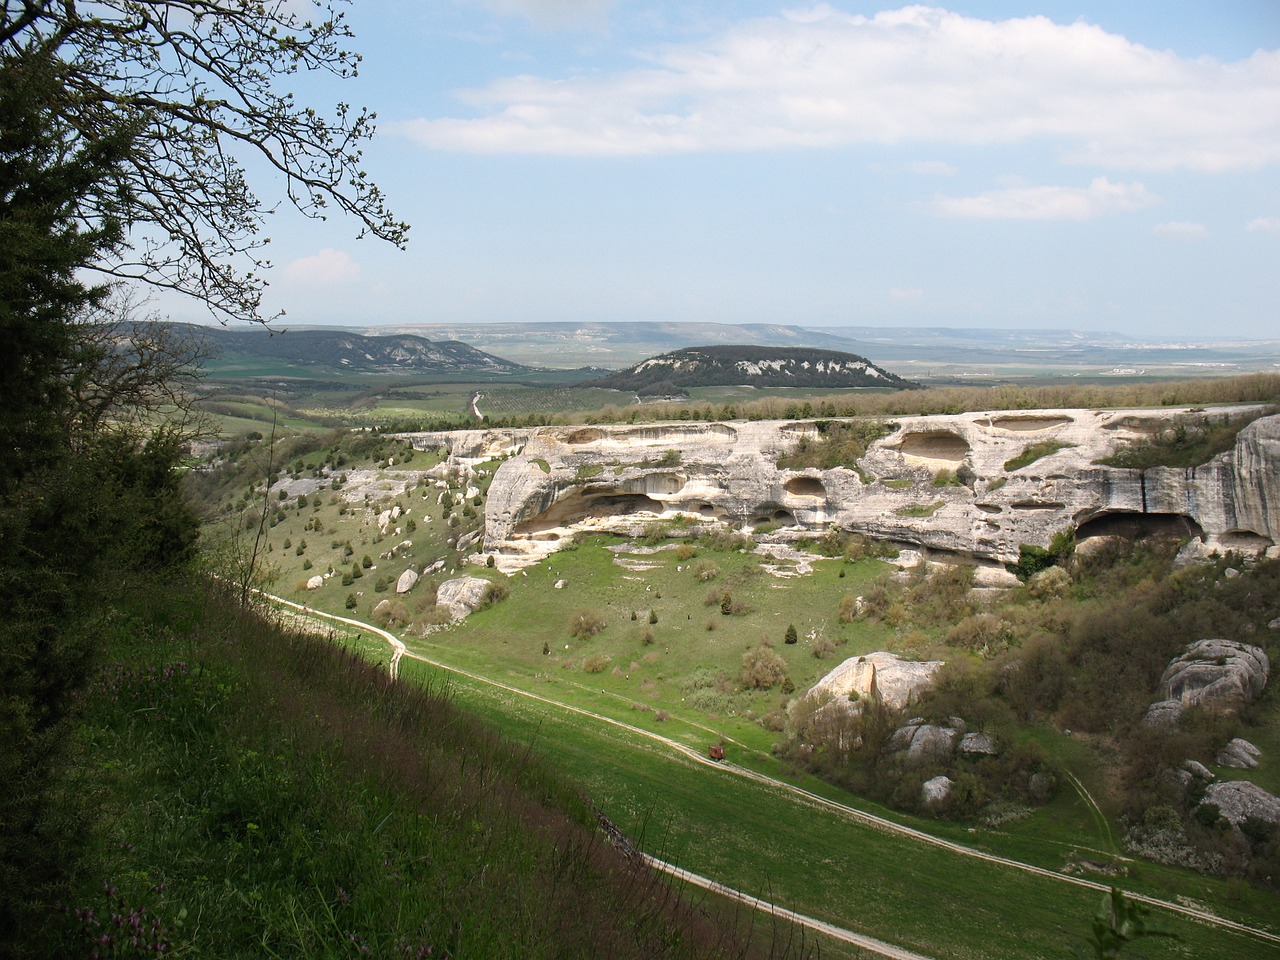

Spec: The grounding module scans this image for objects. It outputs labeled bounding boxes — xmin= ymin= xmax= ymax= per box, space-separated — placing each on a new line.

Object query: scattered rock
xmin=1223 ymin=567 xmax=1240 ymax=579
xmin=1156 ymin=639 xmax=1269 ymax=716
xmin=804 ymin=651 xmax=944 ymax=711
xmin=1268 ymin=617 xmax=1280 ymax=631
xmin=1217 ymin=738 xmax=1262 ymax=769
xmin=959 ymin=732 xmax=999 ymax=756
xmin=554 ymin=579 xmax=568 ymax=589
xmin=306 ymin=575 xmax=325 ymax=590
xmin=436 ymin=576 xmax=494 ymax=620
xmin=1201 ymin=781 xmax=1280 ymax=829
xmin=921 ymin=775 xmax=953 ymax=810
xmin=886 ymin=721 xmax=958 ymax=766
xmin=395 ymin=568 xmax=420 ymax=595
xmin=372 ymin=599 xmax=392 ymax=620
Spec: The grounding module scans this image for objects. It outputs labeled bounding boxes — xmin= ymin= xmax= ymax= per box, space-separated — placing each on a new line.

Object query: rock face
xmin=1202 ymin=781 xmax=1280 ymax=829
xmin=805 ymin=652 xmax=944 ymax=711
xmin=1156 ymin=639 xmax=1269 ymax=716
xmin=435 ymin=576 xmax=493 ymax=620
xmin=441 ymin=407 xmax=1279 ymax=566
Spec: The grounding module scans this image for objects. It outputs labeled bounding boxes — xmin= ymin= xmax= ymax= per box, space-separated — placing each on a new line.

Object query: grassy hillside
xmin=39 ymin=575 xmax=799 ymax=959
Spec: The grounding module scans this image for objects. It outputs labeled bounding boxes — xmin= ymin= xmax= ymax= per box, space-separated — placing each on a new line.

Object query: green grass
xmin=383 ymin=652 xmax=1280 ymax=960
xmin=1097 ymin=413 xmax=1268 ymax=469
xmin=895 ymin=501 xmax=944 ymax=517
xmin=1004 ymin=440 xmax=1071 ymax=471
xmin=56 ymin=578 xmax=796 ymax=960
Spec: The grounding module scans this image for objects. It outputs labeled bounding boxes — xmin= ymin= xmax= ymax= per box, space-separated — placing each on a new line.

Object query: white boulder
xmin=1201 ymin=781 xmax=1280 ymax=829
xmin=1217 ymin=738 xmax=1262 ymax=769
xmin=395 ymin=568 xmax=420 ymax=595
xmin=1156 ymin=639 xmax=1269 ymax=716
xmin=921 ymin=775 xmax=954 ymax=810
xmin=805 ymin=652 xmax=944 ymax=711
xmin=436 ymin=576 xmax=494 ymax=620
xmin=306 ymin=575 xmax=325 ymax=590
xmin=886 ymin=721 xmax=958 ymax=766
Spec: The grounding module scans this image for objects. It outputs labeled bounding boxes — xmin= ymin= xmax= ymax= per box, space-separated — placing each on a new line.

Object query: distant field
xmin=477 ymin=386 xmax=632 ymax=418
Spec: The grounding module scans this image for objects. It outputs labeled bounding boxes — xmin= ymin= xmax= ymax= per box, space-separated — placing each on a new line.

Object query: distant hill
xmin=585 ymin=345 xmax=913 ymax=395
xmin=187 ymin=324 xmax=528 ymax=376
xmin=371 ymin=321 xmax=869 ymax=368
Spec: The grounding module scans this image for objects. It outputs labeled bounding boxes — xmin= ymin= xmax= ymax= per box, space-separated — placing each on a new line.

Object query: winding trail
xmin=266 ymin=593 xmax=1280 ymax=956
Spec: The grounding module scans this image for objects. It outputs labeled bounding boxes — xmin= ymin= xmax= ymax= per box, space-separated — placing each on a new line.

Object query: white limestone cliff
xmin=430 ymin=406 xmax=1278 ymax=566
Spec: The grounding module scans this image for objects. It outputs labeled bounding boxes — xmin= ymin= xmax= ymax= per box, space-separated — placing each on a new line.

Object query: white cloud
xmin=932 ymin=177 xmax=1157 ymax=220
xmin=396 ymin=5 xmax=1280 ymax=169
xmin=283 ymin=249 xmax=362 ymax=286
xmin=1152 ymin=221 xmax=1208 ymax=239
xmin=1246 ymin=216 xmax=1280 ymax=235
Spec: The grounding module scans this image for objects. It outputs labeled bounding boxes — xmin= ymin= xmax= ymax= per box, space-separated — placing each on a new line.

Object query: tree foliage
xmin=1 ymin=0 xmax=407 ymax=322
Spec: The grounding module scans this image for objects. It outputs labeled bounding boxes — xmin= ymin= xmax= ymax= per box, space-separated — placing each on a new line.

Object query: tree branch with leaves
xmin=1 ymin=0 xmax=408 ymax=323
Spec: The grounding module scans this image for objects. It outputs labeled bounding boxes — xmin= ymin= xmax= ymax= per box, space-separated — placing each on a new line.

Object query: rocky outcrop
xmin=960 ymin=732 xmax=999 ymax=757
xmin=1218 ymin=738 xmax=1262 ymax=769
xmin=1201 ymin=781 xmax=1280 ymax=829
xmin=1156 ymin=639 xmax=1269 ymax=716
xmin=452 ymin=407 xmax=1278 ymax=565
xmin=804 ymin=652 xmax=944 ymax=711
xmin=436 ymin=576 xmax=494 ymax=620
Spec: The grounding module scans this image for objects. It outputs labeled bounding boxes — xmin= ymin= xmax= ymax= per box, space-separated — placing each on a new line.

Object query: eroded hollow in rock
xmin=985 ymin=415 xmax=1073 ymax=432
xmin=898 ymin=431 xmax=971 ymax=462
xmin=785 ymin=476 xmax=827 ymax=498
xmin=1215 ymin=529 xmax=1275 ymax=551
xmin=1011 ymin=500 xmax=1067 ymax=511
xmin=515 ymin=490 xmax=665 ymax=535
xmin=624 ymin=472 xmax=683 ymax=496
xmin=565 ymin=428 xmax=606 ymax=445
xmin=1075 ymin=511 xmax=1204 ymax=541
xmin=754 ymin=507 xmax=796 ymax=526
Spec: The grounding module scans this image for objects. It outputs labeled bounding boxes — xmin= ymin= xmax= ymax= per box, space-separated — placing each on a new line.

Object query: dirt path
xmin=266 ymin=593 xmax=1280 ymax=954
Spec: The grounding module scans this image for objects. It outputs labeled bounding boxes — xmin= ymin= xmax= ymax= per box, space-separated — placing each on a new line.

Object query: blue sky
xmin=181 ymin=1 xmax=1280 ymax=339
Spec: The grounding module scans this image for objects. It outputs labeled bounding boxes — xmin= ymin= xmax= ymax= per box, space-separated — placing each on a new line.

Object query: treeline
xmin=477 ymin=373 xmax=1280 ymax=429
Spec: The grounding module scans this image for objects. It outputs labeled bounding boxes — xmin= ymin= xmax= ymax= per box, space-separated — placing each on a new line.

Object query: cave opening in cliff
xmin=753 ymin=507 xmax=796 ymax=527
xmin=514 ymin=490 xmax=666 ymax=535
xmin=1075 ymin=511 xmax=1204 ymax=543
xmin=784 ymin=476 xmax=827 ymax=498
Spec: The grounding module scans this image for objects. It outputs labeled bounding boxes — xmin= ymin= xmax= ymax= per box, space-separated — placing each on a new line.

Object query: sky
xmin=172 ymin=1 xmax=1280 ymax=340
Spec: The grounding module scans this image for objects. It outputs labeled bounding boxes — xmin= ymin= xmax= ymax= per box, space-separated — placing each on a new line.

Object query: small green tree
xmin=649 ymin=609 xmax=659 ymax=625
xmin=784 ymin=623 xmax=798 ymax=645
